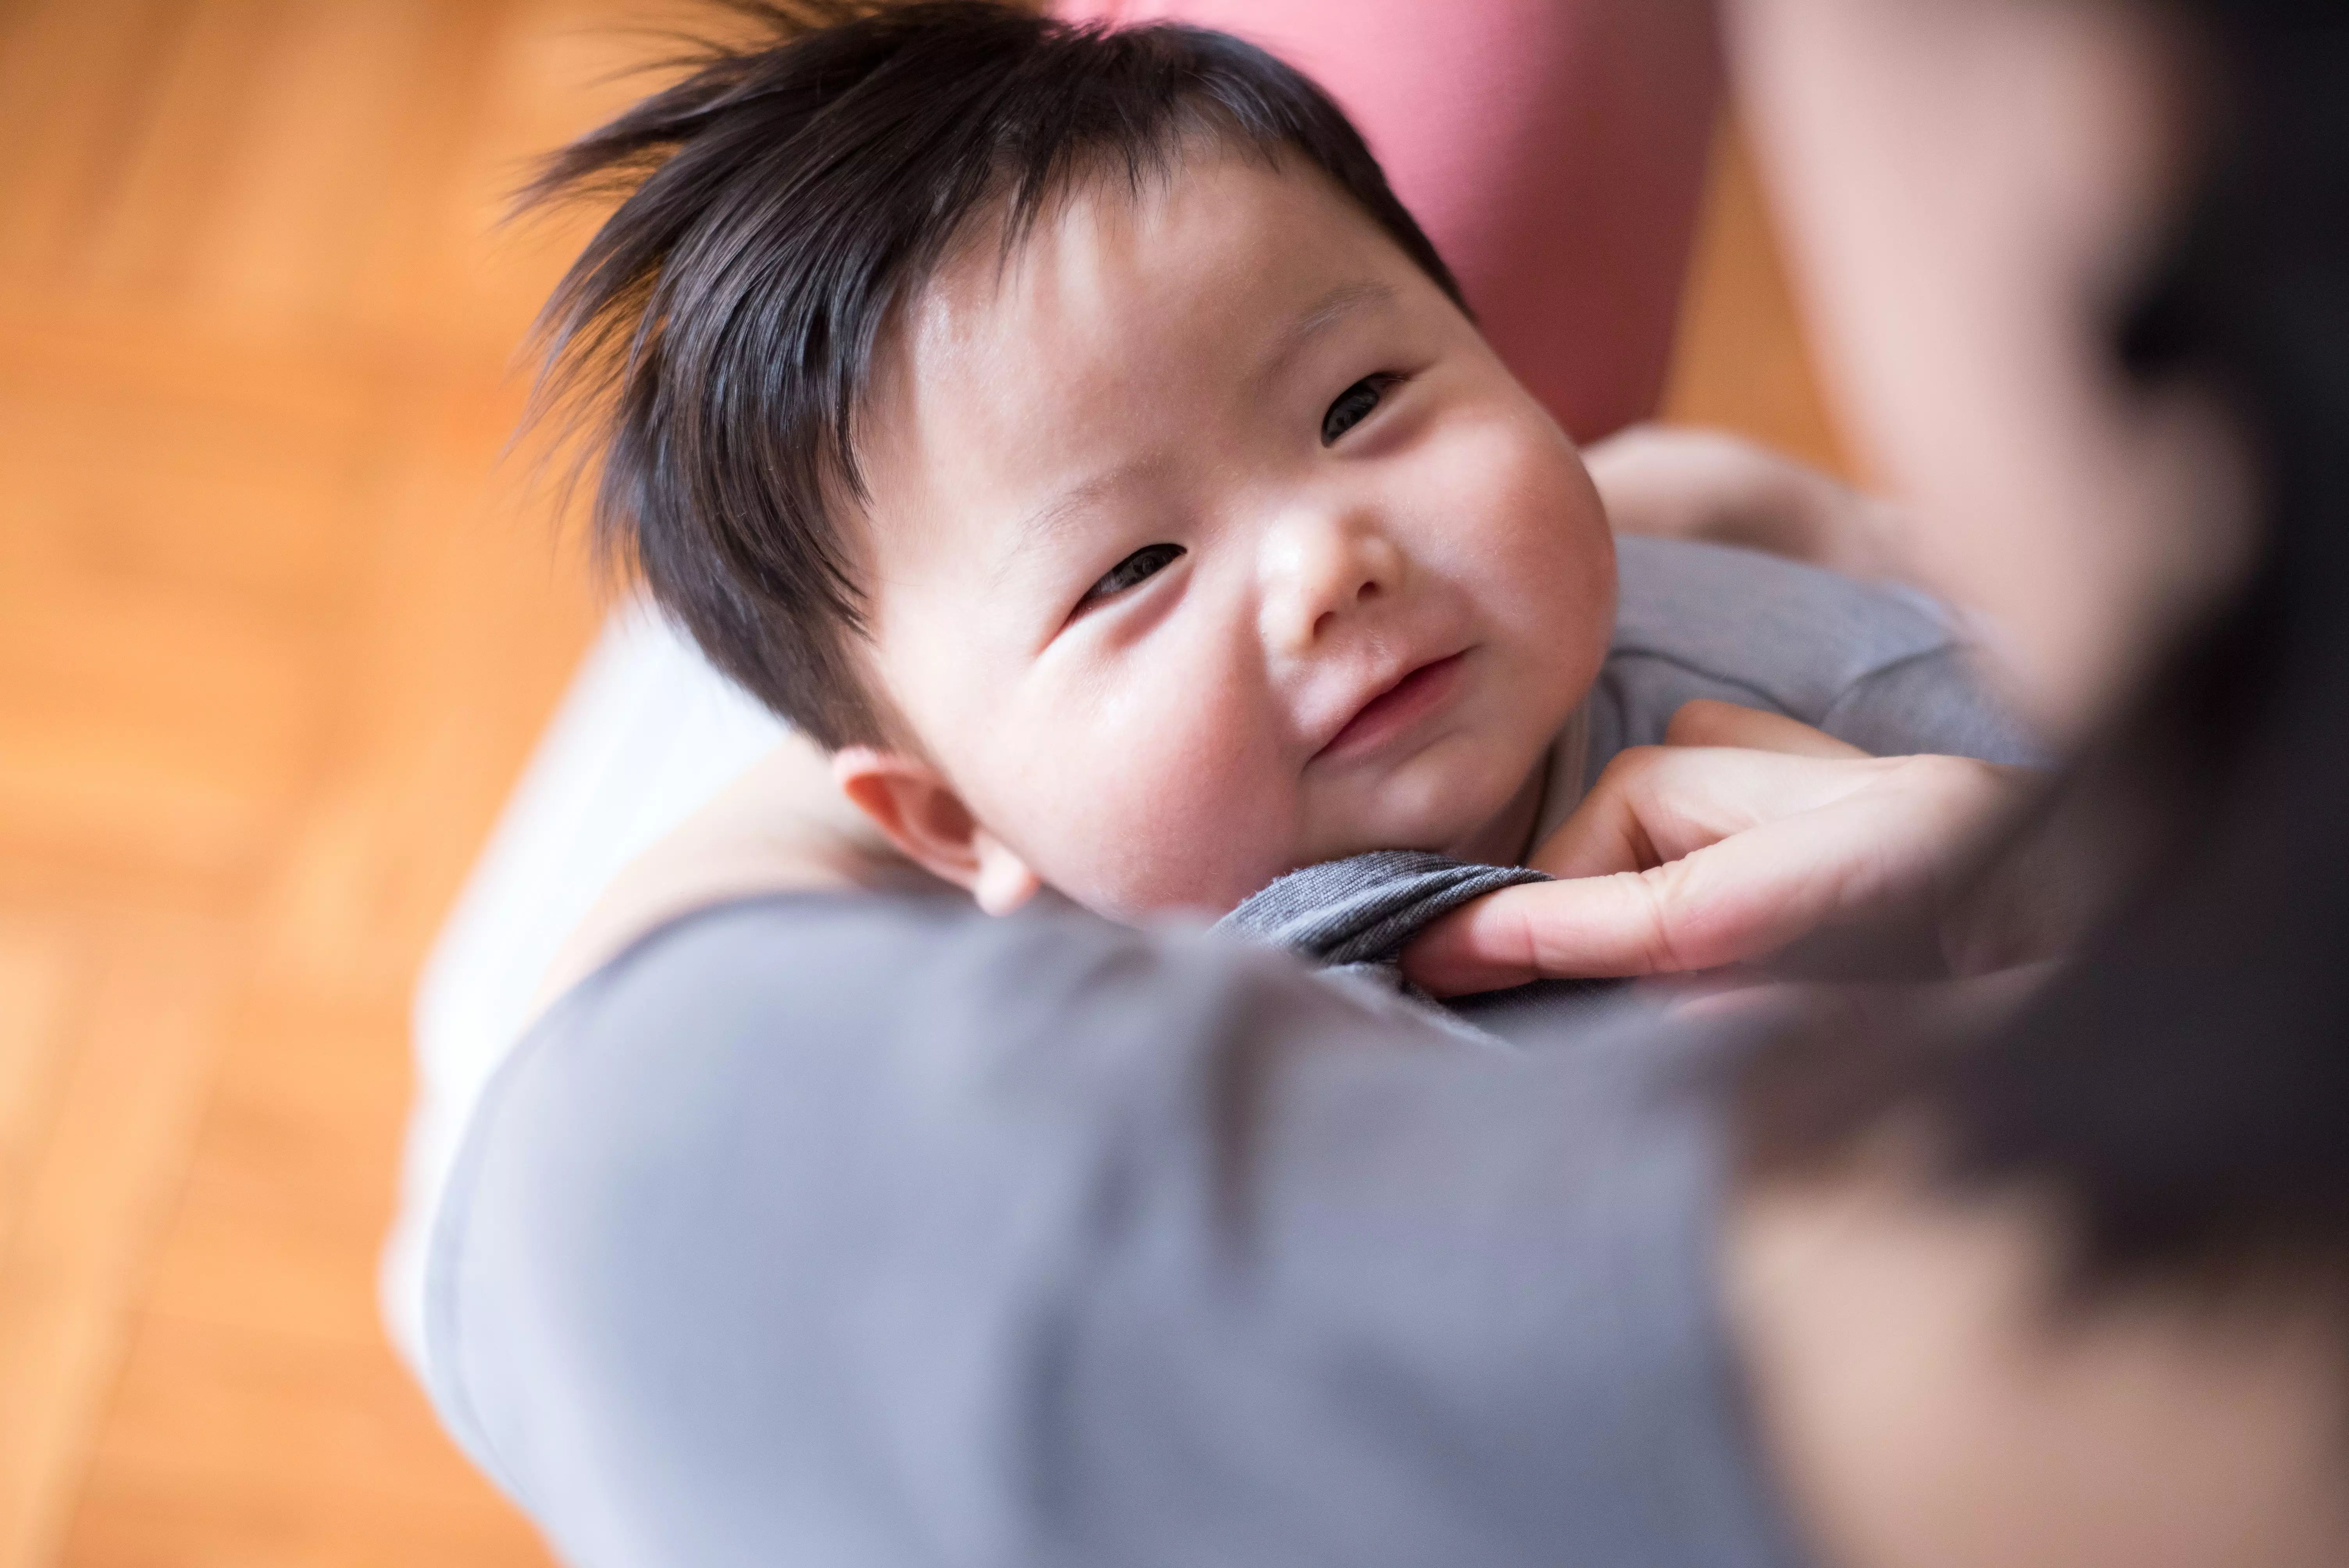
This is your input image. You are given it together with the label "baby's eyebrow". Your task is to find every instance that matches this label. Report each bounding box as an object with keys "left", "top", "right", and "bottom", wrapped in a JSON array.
[
  {"left": 999, "top": 457, "right": 1166, "bottom": 578},
  {"left": 1251, "top": 280, "right": 1397, "bottom": 391}
]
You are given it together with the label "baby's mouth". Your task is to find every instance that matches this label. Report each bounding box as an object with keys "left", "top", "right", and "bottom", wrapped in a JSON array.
[{"left": 1316, "top": 651, "right": 1469, "bottom": 764}]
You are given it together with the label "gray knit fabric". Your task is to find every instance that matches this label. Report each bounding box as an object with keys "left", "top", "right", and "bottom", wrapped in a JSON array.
[
  {"left": 1214, "top": 850, "right": 1632, "bottom": 1030},
  {"left": 1215, "top": 850, "right": 1550, "bottom": 968}
]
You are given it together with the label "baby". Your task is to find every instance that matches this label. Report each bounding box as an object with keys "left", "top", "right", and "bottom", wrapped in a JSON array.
[{"left": 527, "top": 4, "right": 2028, "bottom": 952}]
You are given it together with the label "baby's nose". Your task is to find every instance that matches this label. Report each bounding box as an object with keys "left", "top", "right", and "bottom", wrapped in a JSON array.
[{"left": 1258, "top": 513, "right": 1405, "bottom": 656}]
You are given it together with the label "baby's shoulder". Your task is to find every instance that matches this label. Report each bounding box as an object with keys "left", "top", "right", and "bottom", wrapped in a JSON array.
[
  {"left": 1610, "top": 535, "right": 1956, "bottom": 706},
  {"left": 1593, "top": 535, "right": 2039, "bottom": 768}
]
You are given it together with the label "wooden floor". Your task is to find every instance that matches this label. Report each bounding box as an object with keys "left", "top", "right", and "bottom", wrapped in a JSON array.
[{"left": 0, "top": 4, "right": 1841, "bottom": 1564}]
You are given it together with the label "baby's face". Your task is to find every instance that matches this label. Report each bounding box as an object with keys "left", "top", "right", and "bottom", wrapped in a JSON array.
[{"left": 851, "top": 151, "right": 1613, "bottom": 918}]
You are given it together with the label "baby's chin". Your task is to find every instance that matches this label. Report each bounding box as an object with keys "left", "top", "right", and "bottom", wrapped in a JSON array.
[{"left": 1308, "top": 742, "right": 1556, "bottom": 866}]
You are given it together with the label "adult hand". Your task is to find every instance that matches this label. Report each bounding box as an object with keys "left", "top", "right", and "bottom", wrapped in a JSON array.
[{"left": 1401, "top": 701, "right": 2036, "bottom": 995}]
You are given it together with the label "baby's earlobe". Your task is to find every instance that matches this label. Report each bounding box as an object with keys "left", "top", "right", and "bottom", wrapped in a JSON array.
[{"left": 971, "top": 839, "right": 1042, "bottom": 916}]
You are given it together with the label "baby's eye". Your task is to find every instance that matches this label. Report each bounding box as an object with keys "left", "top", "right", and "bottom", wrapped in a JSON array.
[
  {"left": 1079, "top": 542, "right": 1185, "bottom": 608},
  {"left": 1321, "top": 374, "right": 1397, "bottom": 445}
]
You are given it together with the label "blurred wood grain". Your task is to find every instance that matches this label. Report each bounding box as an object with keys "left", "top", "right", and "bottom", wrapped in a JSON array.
[
  {"left": 0, "top": 3, "right": 1843, "bottom": 1564},
  {"left": 0, "top": 1, "right": 646, "bottom": 1562}
]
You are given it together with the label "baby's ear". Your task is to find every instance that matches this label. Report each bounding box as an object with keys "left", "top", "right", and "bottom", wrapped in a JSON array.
[{"left": 831, "top": 747, "right": 1042, "bottom": 915}]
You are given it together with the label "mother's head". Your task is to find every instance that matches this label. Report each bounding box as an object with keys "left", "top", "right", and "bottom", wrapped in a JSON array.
[
  {"left": 1737, "top": 0, "right": 2307, "bottom": 736},
  {"left": 1726, "top": 3, "right": 2349, "bottom": 1564}
]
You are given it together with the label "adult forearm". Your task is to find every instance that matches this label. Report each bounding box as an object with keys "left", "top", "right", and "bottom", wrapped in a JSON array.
[
  {"left": 1588, "top": 424, "right": 1915, "bottom": 583},
  {"left": 437, "top": 895, "right": 1791, "bottom": 1566}
]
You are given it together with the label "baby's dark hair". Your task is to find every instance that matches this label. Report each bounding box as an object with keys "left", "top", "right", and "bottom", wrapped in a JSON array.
[{"left": 522, "top": 1, "right": 1464, "bottom": 747}]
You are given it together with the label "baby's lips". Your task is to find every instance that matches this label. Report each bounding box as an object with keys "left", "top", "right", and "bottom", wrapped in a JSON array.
[{"left": 1312, "top": 649, "right": 1469, "bottom": 764}]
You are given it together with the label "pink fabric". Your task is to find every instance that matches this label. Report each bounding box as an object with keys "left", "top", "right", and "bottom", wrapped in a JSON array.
[{"left": 1056, "top": 0, "right": 1721, "bottom": 444}]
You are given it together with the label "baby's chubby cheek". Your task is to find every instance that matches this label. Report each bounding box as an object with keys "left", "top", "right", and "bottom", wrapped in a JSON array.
[
  {"left": 867, "top": 599, "right": 1286, "bottom": 916},
  {"left": 1460, "top": 417, "right": 1613, "bottom": 618},
  {"left": 1463, "top": 430, "right": 1616, "bottom": 700},
  {"left": 973, "top": 663, "right": 1303, "bottom": 919}
]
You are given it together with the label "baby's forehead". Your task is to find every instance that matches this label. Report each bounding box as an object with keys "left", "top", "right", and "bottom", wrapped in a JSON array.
[
  {"left": 867, "top": 151, "right": 1414, "bottom": 486},
  {"left": 905, "top": 149, "right": 1353, "bottom": 347}
]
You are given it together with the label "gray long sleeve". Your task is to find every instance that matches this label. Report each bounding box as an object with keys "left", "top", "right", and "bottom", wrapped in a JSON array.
[{"left": 425, "top": 894, "right": 1808, "bottom": 1568}]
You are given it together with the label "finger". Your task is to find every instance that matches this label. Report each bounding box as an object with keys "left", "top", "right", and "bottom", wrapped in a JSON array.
[
  {"left": 1664, "top": 699, "right": 1870, "bottom": 759},
  {"left": 1403, "top": 844, "right": 1846, "bottom": 992},
  {"left": 1529, "top": 745, "right": 1891, "bottom": 880},
  {"left": 1403, "top": 850, "right": 1814, "bottom": 996},
  {"left": 1402, "top": 872, "right": 1689, "bottom": 993},
  {"left": 1522, "top": 746, "right": 1669, "bottom": 882},
  {"left": 1412, "top": 782, "right": 1944, "bottom": 993}
]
